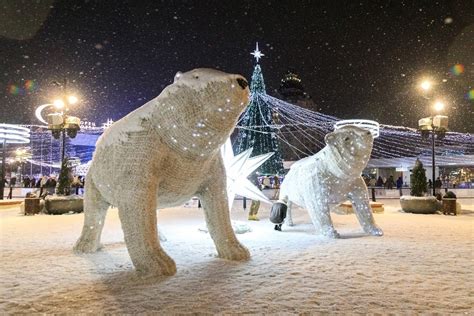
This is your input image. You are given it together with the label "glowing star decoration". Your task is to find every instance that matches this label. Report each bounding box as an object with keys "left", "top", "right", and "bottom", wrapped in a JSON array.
[
  {"left": 221, "top": 138, "right": 274, "bottom": 211},
  {"left": 250, "top": 42, "right": 264, "bottom": 63}
]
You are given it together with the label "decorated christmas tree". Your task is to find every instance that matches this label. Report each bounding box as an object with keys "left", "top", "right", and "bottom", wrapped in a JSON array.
[
  {"left": 233, "top": 43, "right": 284, "bottom": 175},
  {"left": 410, "top": 158, "right": 427, "bottom": 196},
  {"left": 56, "top": 158, "right": 72, "bottom": 195}
]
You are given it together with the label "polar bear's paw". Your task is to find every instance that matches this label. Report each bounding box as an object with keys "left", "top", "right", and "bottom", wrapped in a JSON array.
[
  {"left": 365, "top": 225, "right": 384, "bottom": 237},
  {"left": 73, "top": 238, "right": 102, "bottom": 253},
  {"left": 218, "top": 242, "right": 250, "bottom": 261},
  {"left": 136, "top": 252, "right": 177, "bottom": 277},
  {"left": 320, "top": 227, "right": 340, "bottom": 239}
]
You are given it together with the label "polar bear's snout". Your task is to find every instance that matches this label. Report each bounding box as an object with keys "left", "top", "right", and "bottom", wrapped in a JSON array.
[{"left": 236, "top": 77, "right": 248, "bottom": 89}]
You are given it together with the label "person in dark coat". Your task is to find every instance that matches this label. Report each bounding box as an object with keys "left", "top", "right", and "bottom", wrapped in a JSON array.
[
  {"left": 396, "top": 176, "right": 403, "bottom": 189},
  {"left": 23, "top": 176, "right": 30, "bottom": 188},
  {"left": 386, "top": 175, "right": 395, "bottom": 190},
  {"left": 375, "top": 176, "right": 384, "bottom": 187},
  {"left": 7, "top": 176, "right": 16, "bottom": 199}
]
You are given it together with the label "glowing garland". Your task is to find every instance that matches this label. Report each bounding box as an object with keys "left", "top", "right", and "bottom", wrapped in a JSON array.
[{"left": 236, "top": 93, "right": 473, "bottom": 161}]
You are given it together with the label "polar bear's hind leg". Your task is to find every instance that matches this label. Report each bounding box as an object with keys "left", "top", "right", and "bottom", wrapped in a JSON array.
[{"left": 74, "top": 177, "right": 110, "bottom": 253}]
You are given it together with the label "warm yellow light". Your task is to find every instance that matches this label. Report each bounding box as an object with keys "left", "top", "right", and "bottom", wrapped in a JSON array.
[
  {"left": 68, "top": 95, "right": 78, "bottom": 104},
  {"left": 420, "top": 80, "right": 432, "bottom": 91},
  {"left": 433, "top": 100, "right": 445, "bottom": 112},
  {"left": 53, "top": 99, "right": 65, "bottom": 109}
]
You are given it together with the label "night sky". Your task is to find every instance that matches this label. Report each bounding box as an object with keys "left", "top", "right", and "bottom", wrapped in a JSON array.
[{"left": 1, "top": 0, "right": 473, "bottom": 132}]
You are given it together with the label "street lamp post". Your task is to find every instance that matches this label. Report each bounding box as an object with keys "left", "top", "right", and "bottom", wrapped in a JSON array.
[
  {"left": 417, "top": 78, "right": 449, "bottom": 196},
  {"left": 419, "top": 110, "right": 448, "bottom": 197},
  {"left": 47, "top": 79, "right": 81, "bottom": 195}
]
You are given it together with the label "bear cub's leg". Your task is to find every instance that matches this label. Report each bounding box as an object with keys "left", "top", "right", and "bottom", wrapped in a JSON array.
[
  {"left": 305, "top": 198, "right": 340, "bottom": 238},
  {"left": 349, "top": 179, "right": 383, "bottom": 236},
  {"left": 74, "top": 178, "right": 110, "bottom": 253}
]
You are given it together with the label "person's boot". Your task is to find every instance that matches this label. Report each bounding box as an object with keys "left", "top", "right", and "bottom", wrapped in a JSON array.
[{"left": 248, "top": 214, "right": 260, "bottom": 221}]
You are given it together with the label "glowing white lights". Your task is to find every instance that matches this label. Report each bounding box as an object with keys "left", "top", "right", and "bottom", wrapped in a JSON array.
[
  {"left": 334, "top": 119, "right": 380, "bottom": 138},
  {"left": 420, "top": 79, "right": 432, "bottom": 91},
  {"left": 0, "top": 124, "right": 30, "bottom": 144},
  {"left": 53, "top": 99, "right": 65, "bottom": 109},
  {"left": 433, "top": 100, "right": 445, "bottom": 112},
  {"left": 250, "top": 42, "right": 264, "bottom": 63},
  {"left": 68, "top": 95, "right": 78, "bottom": 104}
]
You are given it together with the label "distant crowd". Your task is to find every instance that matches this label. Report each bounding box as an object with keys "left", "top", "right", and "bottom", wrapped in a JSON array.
[
  {"left": 2, "top": 174, "right": 85, "bottom": 199},
  {"left": 363, "top": 175, "right": 405, "bottom": 190}
]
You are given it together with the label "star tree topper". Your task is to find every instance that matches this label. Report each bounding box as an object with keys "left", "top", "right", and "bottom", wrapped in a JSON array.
[
  {"left": 221, "top": 139, "right": 274, "bottom": 211},
  {"left": 250, "top": 42, "right": 264, "bottom": 63}
]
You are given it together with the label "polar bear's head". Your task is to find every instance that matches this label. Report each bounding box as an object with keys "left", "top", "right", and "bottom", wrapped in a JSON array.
[
  {"left": 154, "top": 68, "right": 249, "bottom": 158},
  {"left": 324, "top": 126, "right": 373, "bottom": 175}
]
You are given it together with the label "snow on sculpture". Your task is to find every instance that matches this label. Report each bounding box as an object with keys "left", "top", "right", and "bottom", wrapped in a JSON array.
[
  {"left": 278, "top": 125, "right": 383, "bottom": 238},
  {"left": 74, "top": 69, "right": 251, "bottom": 276}
]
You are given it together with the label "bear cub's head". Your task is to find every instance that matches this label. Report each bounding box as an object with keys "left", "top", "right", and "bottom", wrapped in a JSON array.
[{"left": 324, "top": 126, "right": 374, "bottom": 171}]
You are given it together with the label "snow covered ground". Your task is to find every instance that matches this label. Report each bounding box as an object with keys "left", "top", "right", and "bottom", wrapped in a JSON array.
[{"left": 1, "top": 199, "right": 473, "bottom": 314}]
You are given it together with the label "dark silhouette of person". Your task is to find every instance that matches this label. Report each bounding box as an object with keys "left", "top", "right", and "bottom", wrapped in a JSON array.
[{"left": 7, "top": 176, "right": 16, "bottom": 199}]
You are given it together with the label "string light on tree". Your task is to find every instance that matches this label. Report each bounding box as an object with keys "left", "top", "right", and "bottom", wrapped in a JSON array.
[{"left": 234, "top": 43, "right": 285, "bottom": 175}]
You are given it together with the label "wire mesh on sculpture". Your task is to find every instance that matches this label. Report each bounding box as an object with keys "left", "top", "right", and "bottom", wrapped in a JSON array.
[
  {"left": 277, "top": 126, "right": 383, "bottom": 238},
  {"left": 74, "top": 69, "right": 251, "bottom": 276}
]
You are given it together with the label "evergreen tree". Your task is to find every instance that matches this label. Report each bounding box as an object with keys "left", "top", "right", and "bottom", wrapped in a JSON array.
[
  {"left": 410, "top": 158, "right": 427, "bottom": 196},
  {"left": 234, "top": 63, "right": 285, "bottom": 175},
  {"left": 56, "top": 158, "right": 72, "bottom": 195}
]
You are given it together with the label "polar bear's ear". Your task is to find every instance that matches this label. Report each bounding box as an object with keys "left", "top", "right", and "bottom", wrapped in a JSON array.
[
  {"left": 174, "top": 71, "right": 183, "bottom": 83},
  {"left": 324, "top": 132, "right": 336, "bottom": 145}
]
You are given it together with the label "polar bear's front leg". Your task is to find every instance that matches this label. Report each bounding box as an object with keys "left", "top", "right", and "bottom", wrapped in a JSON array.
[
  {"left": 117, "top": 182, "right": 176, "bottom": 276},
  {"left": 349, "top": 178, "right": 383, "bottom": 236},
  {"left": 199, "top": 176, "right": 250, "bottom": 261},
  {"left": 74, "top": 177, "right": 110, "bottom": 253}
]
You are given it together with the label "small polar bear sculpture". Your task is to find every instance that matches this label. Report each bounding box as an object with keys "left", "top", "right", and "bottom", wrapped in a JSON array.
[
  {"left": 278, "top": 125, "right": 383, "bottom": 238},
  {"left": 74, "top": 68, "right": 251, "bottom": 276}
]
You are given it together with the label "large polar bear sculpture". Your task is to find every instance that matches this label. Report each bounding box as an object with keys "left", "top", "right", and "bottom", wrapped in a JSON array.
[
  {"left": 278, "top": 125, "right": 383, "bottom": 238},
  {"left": 74, "top": 69, "right": 251, "bottom": 276}
]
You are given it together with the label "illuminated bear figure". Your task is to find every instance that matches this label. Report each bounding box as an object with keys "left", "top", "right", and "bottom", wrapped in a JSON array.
[
  {"left": 74, "top": 69, "right": 250, "bottom": 276},
  {"left": 278, "top": 125, "right": 383, "bottom": 238}
]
